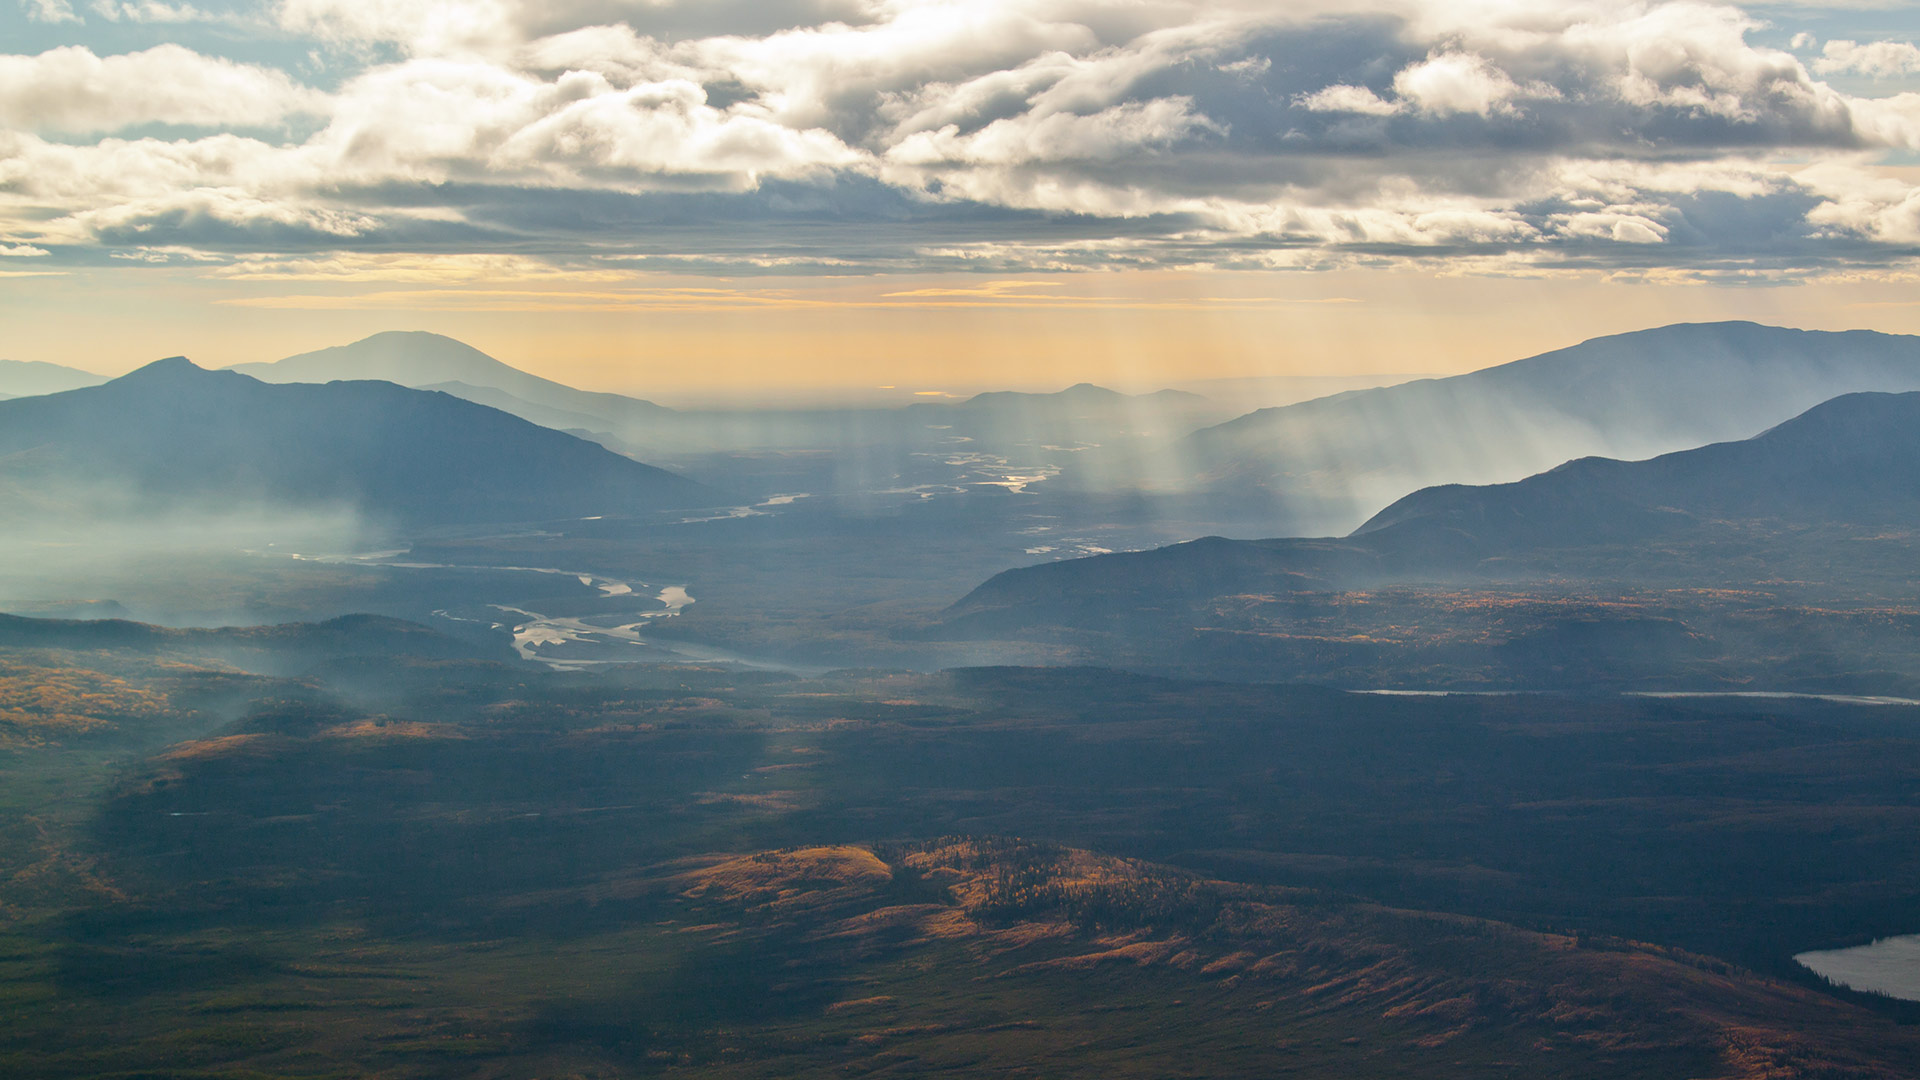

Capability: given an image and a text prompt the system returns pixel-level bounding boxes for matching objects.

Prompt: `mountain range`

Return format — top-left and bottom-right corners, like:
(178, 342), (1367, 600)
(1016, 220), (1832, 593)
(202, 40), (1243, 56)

(229, 334), (1227, 474)
(28, 321), (1920, 523)
(1354, 390), (1920, 553)
(231, 331), (676, 443)
(944, 383), (1210, 414)
(0, 358), (707, 527)
(0, 358), (107, 398)
(1183, 321), (1920, 530)
(921, 382), (1228, 445)
(944, 390), (1920, 640)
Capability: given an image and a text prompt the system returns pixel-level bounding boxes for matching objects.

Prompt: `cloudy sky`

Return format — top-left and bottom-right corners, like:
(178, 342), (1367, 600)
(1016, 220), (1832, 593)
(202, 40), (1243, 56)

(4, 0), (1920, 395)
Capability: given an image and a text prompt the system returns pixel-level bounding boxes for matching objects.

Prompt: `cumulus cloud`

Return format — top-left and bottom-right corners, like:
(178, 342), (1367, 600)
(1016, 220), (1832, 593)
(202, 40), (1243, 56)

(1297, 83), (1400, 116)
(305, 59), (863, 190)
(1298, 50), (1557, 118)
(1815, 39), (1920, 79)
(0, 46), (325, 134)
(0, 0), (1917, 278)
(1394, 51), (1543, 116)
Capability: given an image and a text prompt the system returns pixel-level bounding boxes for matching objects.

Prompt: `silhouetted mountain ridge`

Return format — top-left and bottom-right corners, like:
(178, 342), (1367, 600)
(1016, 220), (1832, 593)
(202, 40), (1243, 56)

(946, 390), (1920, 636)
(231, 331), (674, 439)
(1357, 390), (1920, 551)
(0, 358), (107, 398)
(0, 358), (708, 526)
(1189, 322), (1920, 531)
(955, 383), (1209, 409)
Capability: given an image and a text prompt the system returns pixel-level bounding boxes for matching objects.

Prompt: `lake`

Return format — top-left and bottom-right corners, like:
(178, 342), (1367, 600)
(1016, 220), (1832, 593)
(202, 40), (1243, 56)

(1796, 935), (1920, 1002)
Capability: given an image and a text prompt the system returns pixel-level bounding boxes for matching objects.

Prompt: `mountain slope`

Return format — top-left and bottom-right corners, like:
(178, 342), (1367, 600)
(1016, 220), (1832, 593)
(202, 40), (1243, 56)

(1355, 390), (1920, 552)
(231, 331), (673, 438)
(412, 379), (619, 435)
(946, 390), (1920, 636)
(1190, 321), (1920, 530)
(0, 358), (107, 398)
(0, 358), (708, 526)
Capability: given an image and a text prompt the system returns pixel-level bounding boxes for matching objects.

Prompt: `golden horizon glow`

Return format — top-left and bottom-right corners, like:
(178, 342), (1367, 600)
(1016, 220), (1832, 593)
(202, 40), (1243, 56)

(10, 265), (1920, 404)
(6, 3), (1920, 403)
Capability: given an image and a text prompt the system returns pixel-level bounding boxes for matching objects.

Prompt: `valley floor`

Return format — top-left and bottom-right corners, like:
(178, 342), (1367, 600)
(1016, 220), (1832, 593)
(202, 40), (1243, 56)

(3, 646), (1919, 1077)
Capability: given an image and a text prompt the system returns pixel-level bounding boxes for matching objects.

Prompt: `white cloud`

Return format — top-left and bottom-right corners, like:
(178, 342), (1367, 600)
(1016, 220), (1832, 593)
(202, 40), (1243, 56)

(1301, 50), (1556, 119)
(20, 0), (82, 23)
(1393, 51), (1538, 117)
(886, 98), (1214, 168)
(1297, 84), (1399, 116)
(489, 77), (865, 185)
(276, 0), (526, 55)
(0, 0), (1918, 279)
(90, 0), (222, 22)
(1557, 211), (1670, 244)
(1844, 92), (1920, 150)
(0, 46), (325, 134)
(308, 59), (864, 189)
(1815, 39), (1920, 80)
(210, 251), (632, 281)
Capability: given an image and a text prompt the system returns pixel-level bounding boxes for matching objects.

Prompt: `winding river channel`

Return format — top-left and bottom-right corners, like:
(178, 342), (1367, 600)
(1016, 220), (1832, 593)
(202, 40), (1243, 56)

(278, 549), (819, 673)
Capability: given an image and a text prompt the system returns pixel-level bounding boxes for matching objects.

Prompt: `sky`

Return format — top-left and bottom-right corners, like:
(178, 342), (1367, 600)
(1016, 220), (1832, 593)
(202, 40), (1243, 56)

(4, 0), (1920, 396)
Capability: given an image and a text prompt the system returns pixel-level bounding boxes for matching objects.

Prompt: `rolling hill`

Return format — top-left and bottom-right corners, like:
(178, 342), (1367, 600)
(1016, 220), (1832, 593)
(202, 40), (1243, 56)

(1188, 322), (1920, 531)
(0, 357), (709, 526)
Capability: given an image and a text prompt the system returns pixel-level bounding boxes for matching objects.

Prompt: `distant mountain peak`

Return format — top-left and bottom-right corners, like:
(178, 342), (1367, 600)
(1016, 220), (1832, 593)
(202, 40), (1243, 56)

(333, 329), (496, 358)
(1350, 388), (1920, 548)
(133, 355), (198, 371)
(116, 356), (220, 382)
(0, 358), (110, 399)
(228, 332), (674, 437)
(959, 382), (1197, 407)
(358, 329), (463, 343)
(109, 357), (268, 397)
(1185, 320), (1920, 534)
(0, 357), (708, 526)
